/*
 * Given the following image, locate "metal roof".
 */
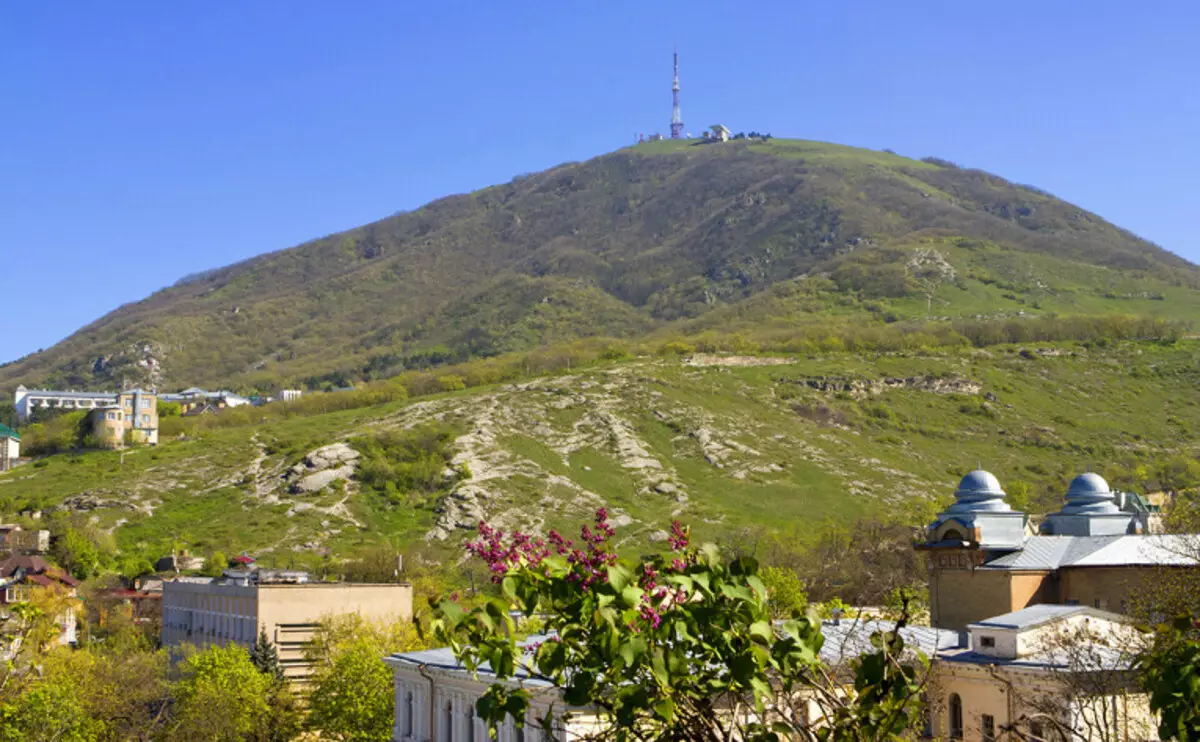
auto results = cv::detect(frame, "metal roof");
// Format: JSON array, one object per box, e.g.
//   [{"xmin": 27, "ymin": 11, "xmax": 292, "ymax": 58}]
[
  {"xmin": 19, "ymin": 389, "xmax": 116, "ymax": 400},
  {"xmin": 970, "ymin": 604, "xmax": 1088, "ymax": 630},
  {"xmin": 0, "ymin": 424, "xmax": 18, "ymax": 442},
  {"xmin": 980, "ymin": 535, "xmax": 1197, "ymax": 571}
]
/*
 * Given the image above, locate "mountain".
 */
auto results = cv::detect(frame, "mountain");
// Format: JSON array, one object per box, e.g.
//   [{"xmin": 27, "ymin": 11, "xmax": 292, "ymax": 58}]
[{"xmin": 4, "ymin": 138, "xmax": 1196, "ymax": 394}]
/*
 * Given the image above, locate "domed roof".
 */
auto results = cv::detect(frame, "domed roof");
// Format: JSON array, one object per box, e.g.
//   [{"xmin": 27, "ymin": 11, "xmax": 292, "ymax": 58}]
[
  {"xmin": 944, "ymin": 469, "xmax": 1012, "ymax": 514},
  {"xmin": 1060, "ymin": 472, "xmax": 1120, "ymax": 515},
  {"xmin": 957, "ymin": 470, "xmax": 1004, "ymax": 496}
]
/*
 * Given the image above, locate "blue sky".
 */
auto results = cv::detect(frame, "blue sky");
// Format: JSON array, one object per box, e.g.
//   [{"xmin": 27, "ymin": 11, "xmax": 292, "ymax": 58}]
[{"xmin": 2, "ymin": 1, "xmax": 1198, "ymax": 363}]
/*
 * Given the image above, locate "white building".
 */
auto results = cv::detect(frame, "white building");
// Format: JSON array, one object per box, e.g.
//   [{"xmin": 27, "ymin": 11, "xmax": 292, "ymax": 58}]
[
  {"xmin": 14, "ymin": 385, "xmax": 118, "ymax": 422},
  {"xmin": 280, "ymin": 389, "xmax": 304, "ymax": 402},
  {"xmin": 0, "ymin": 425, "xmax": 18, "ymax": 471},
  {"xmin": 385, "ymin": 636, "xmax": 572, "ymax": 742}
]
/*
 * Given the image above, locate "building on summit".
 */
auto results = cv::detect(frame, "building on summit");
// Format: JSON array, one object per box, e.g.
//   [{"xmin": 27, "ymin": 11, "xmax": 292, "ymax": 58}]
[{"xmin": 90, "ymin": 389, "xmax": 159, "ymax": 448}]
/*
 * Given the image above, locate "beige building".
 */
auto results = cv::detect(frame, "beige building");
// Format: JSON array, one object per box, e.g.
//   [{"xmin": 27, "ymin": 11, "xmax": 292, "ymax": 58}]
[
  {"xmin": 928, "ymin": 604, "xmax": 1153, "ymax": 741},
  {"xmin": 89, "ymin": 389, "xmax": 159, "ymax": 448},
  {"xmin": 162, "ymin": 570, "xmax": 412, "ymax": 684}
]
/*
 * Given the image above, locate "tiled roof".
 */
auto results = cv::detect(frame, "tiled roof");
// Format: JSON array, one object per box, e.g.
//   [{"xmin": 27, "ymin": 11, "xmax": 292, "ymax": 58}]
[{"xmin": 980, "ymin": 535, "xmax": 1197, "ymax": 571}]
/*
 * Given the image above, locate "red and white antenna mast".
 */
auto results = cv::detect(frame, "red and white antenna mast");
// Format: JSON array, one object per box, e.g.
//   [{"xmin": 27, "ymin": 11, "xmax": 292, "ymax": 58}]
[{"xmin": 670, "ymin": 49, "xmax": 684, "ymax": 139}]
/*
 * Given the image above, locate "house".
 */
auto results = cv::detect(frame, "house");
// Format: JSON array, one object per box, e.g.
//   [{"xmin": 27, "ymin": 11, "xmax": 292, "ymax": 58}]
[
  {"xmin": 89, "ymin": 388, "xmax": 158, "ymax": 448},
  {"xmin": 159, "ymin": 388, "xmax": 251, "ymax": 415},
  {"xmin": 280, "ymin": 389, "xmax": 304, "ymax": 403},
  {"xmin": 0, "ymin": 524, "xmax": 50, "ymax": 554},
  {"xmin": 709, "ymin": 124, "xmax": 731, "ymax": 142},
  {"xmin": 0, "ymin": 424, "xmax": 18, "ymax": 471},
  {"xmin": 162, "ymin": 568, "xmax": 412, "ymax": 685},
  {"xmin": 0, "ymin": 555, "xmax": 80, "ymax": 645}
]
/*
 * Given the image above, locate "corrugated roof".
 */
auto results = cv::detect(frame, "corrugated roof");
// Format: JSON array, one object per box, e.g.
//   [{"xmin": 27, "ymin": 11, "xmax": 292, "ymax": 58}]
[{"xmin": 979, "ymin": 535, "xmax": 1197, "ymax": 571}]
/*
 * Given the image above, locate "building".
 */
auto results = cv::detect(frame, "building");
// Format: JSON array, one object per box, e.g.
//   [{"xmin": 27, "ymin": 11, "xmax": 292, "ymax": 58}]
[
  {"xmin": 162, "ymin": 568, "xmax": 413, "ymax": 685},
  {"xmin": 0, "ymin": 524, "xmax": 49, "ymax": 554},
  {"xmin": 90, "ymin": 388, "xmax": 159, "ymax": 448},
  {"xmin": 919, "ymin": 470, "xmax": 1193, "ymax": 631},
  {"xmin": 928, "ymin": 604, "xmax": 1153, "ymax": 741},
  {"xmin": 0, "ymin": 424, "xmax": 18, "ymax": 471},
  {"xmin": 14, "ymin": 385, "xmax": 117, "ymax": 421},
  {"xmin": 158, "ymin": 387, "xmax": 251, "ymax": 415},
  {"xmin": 709, "ymin": 124, "xmax": 731, "ymax": 142},
  {"xmin": 0, "ymin": 555, "xmax": 80, "ymax": 645},
  {"xmin": 13, "ymin": 385, "xmax": 159, "ymax": 448},
  {"xmin": 280, "ymin": 389, "xmax": 304, "ymax": 403}
]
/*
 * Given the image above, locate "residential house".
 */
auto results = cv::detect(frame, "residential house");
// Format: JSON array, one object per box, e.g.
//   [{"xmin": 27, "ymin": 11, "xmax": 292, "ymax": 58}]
[
  {"xmin": 0, "ymin": 555, "xmax": 80, "ymax": 645},
  {"xmin": 0, "ymin": 524, "xmax": 50, "ymax": 554},
  {"xmin": 162, "ymin": 567, "xmax": 412, "ymax": 686},
  {"xmin": 159, "ymin": 388, "xmax": 251, "ymax": 416}
]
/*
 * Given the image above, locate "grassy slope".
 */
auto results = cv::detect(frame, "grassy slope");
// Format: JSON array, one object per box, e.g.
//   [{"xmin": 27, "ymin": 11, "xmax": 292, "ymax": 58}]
[
  {"xmin": 3, "ymin": 138, "xmax": 1195, "ymax": 394},
  {"xmin": 3, "ymin": 340, "xmax": 1198, "ymax": 566}
]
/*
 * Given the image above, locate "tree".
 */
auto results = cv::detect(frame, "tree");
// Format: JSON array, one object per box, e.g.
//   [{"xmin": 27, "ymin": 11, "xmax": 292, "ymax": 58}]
[
  {"xmin": 202, "ymin": 550, "xmax": 227, "ymax": 577},
  {"xmin": 1139, "ymin": 615, "xmax": 1200, "ymax": 740},
  {"xmin": 431, "ymin": 510, "xmax": 928, "ymax": 741},
  {"xmin": 250, "ymin": 626, "xmax": 284, "ymax": 682},
  {"xmin": 53, "ymin": 527, "xmax": 100, "ymax": 580},
  {"xmin": 759, "ymin": 565, "xmax": 808, "ymax": 619},
  {"xmin": 170, "ymin": 643, "xmax": 273, "ymax": 742},
  {"xmin": 306, "ymin": 615, "xmax": 427, "ymax": 742}
]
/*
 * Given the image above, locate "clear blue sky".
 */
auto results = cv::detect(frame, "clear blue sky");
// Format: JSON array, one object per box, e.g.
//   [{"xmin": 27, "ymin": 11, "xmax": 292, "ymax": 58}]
[{"xmin": 3, "ymin": 1, "xmax": 1198, "ymax": 364}]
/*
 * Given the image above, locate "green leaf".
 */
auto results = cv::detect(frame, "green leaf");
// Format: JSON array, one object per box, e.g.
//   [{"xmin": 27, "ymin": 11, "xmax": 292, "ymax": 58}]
[{"xmin": 620, "ymin": 585, "xmax": 644, "ymax": 609}]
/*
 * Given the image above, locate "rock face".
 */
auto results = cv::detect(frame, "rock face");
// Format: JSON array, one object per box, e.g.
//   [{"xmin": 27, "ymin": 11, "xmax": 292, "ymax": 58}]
[{"xmin": 287, "ymin": 443, "xmax": 360, "ymax": 494}]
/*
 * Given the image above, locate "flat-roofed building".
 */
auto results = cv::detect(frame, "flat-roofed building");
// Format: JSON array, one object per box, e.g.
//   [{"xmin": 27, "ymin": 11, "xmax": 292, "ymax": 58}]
[
  {"xmin": 162, "ymin": 569, "xmax": 412, "ymax": 685},
  {"xmin": 14, "ymin": 385, "xmax": 117, "ymax": 421}
]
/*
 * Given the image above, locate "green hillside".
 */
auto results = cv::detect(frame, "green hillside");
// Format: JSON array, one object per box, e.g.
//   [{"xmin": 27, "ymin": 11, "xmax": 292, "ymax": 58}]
[
  {"xmin": 2, "ymin": 138, "xmax": 1195, "ymax": 394},
  {"xmin": 4, "ymin": 340, "xmax": 1199, "ymax": 571}
]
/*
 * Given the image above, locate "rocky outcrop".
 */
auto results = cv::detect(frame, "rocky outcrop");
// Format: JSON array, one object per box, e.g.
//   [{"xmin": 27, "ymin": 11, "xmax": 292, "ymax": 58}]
[
  {"xmin": 783, "ymin": 374, "xmax": 981, "ymax": 398},
  {"xmin": 286, "ymin": 442, "xmax": 360, "ymax": 494}
]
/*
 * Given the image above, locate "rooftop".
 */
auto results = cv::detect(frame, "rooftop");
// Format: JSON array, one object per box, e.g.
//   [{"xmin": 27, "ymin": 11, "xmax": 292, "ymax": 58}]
[
  {"xmin": 980, "ymin": 534, "xmax": 1197, "ymax": 571},
  {"xmin": 969, "ymin": 604, "xmax": 1091, "ymax": 631},
  {"xmin": 0, "ymin": 424, "xmax": 18, "ymax": 442}
]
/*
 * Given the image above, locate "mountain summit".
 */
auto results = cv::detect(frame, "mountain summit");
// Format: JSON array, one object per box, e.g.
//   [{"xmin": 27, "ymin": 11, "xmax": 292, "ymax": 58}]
[{"xmin": 5, "ymin": 138, "xmax": 1195, "ymax": 392}]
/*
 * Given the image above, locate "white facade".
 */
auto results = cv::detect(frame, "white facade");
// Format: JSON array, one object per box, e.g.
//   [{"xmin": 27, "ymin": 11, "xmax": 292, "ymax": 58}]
[
  {"xmin": 0, "ymin": 435, "xmax": 17, "ymax": 468},
  {"xmin": 14, "ymin": 385, "xmax": 117, "ymax": 422},
  {"xmin": 280, "ymin": 389, "xmax": 304, "ymax": 402},
  {"xmin": 386, "ymin": 659, "xmax": 571, "ymax": 742}
]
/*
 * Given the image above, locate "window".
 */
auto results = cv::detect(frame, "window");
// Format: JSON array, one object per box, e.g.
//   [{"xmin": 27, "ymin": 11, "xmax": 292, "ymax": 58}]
[
  {"xmin": 141, "ymin": 414, "xmax": 150, "ymax": 424},
  {"xmin": 1094, "ymin": 598, "xmax": 1108, "ymax": 610},
  {"xmin": 1066, "ymin": 597, "xmax": 1080, "ymax": 605},
  {"xmin": 141, "ymin": 399, "xmax": 151, "ymax": 409},
  {"xmin": 405, "ymin": 691, "xmax": 414, "ymax": 737},
  {"xmin": 980, "ymin": 636, "xmax": 995, "ymax": 648},
  {"xmin": 982, "ymin": 714, "xmax": 995, "ymax": 742},
  {"xmin": 107, "ymin": 412, "xmax": 116, "ymax": 421},
  {"xmin": 1030, "ymin": 721, "xmax": 1045, "ymax": 740},
  {"xmin": 948, "ymin": 693, "xmax": 963, "ymax": 739}
]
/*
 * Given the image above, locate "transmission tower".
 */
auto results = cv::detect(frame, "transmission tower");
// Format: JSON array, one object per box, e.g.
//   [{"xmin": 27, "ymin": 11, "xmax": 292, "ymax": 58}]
[{"xmin": 670, "ymin": 49, "xmax": 684, "ymax": 139}]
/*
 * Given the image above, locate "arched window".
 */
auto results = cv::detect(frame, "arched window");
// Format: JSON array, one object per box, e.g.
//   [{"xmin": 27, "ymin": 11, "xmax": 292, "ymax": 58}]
[
  {"xmin": 405, "ymin": 690, "xmax": 414, "ymax": 737},
  {"xmin": 948, "ymin": 693, "xmax": 964, "ymax": 739}
]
